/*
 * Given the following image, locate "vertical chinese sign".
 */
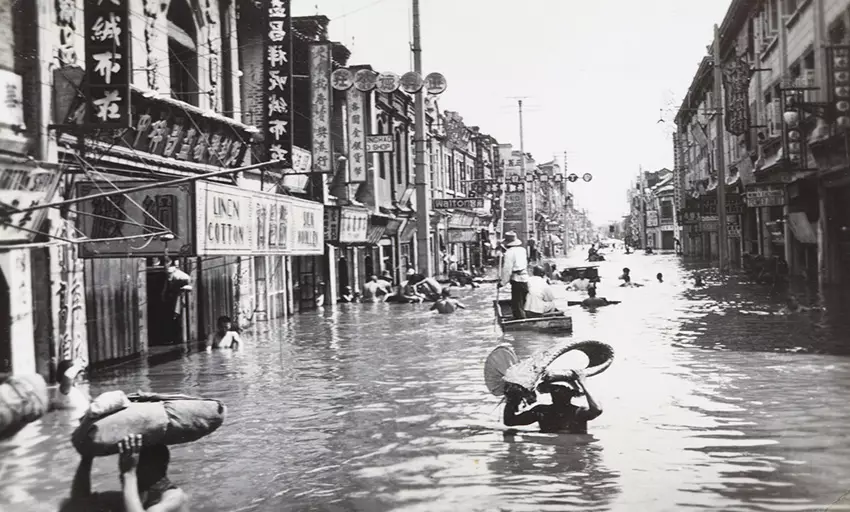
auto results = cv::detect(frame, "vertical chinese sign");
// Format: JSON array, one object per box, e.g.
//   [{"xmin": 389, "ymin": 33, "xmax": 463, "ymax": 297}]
[
  {"xmin": 347, "ymin": 88, "xmax": 366, "ymax": 183},
  {"xmin": 264, "ymin": 0, "xmax": 293, "ymax": 169},
  {"xmin": 84, "ymin": 0, "xmax": 131, "ymax": 127},
  {"xmin": 310, "ymin": 44, "xmax": 332, "ymax": 174}
]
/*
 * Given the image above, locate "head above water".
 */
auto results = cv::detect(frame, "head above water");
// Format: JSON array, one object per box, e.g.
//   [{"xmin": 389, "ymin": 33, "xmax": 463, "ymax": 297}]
[
  {"xmin": 135, "ymin": 444, "xmax": 171, "ymax": 490},
  {"xmin": 622, "ymin": 268, "xmax": 630, "ymax": 275},
  {"xmin": 217, "ymin": 316, "xmax": 232, "ymax": 332},
  {"xmin": 441, "ymin": 289, "xmax": 452, "ymax": 298},
  {"xmin": 537, "ymin": 381, "xmax": 582, "ymax": 401},
  {"xmin": 370, "ymin": 275, "xmax": 378, "ymax": 282},
  {"xmin": 656, "ymin": 272, "xmax": 663, "ymax": 282},
  {"xmin": 532, "ymin": 265, "xmax": 545, "ymax": 277},
  {"xmin": 587, "ymin": 286, "xmax": 598, "ymax": 298}
]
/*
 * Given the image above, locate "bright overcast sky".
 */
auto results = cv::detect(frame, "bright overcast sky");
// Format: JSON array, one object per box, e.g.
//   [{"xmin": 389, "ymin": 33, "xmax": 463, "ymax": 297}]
[{"xmin": 294, "ymin": 0, "xmax": 734, "ymax": 225}]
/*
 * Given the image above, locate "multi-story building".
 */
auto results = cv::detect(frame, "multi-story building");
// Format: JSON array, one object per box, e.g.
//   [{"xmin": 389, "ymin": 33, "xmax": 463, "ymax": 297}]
[{"xmin": 676, "ymin": 0, "xmax": 850, "ymax": 284}]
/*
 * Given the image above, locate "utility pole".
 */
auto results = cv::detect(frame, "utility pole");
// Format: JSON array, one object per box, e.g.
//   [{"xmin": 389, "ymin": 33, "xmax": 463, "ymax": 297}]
[
  {"xmin": 712, "ymin": 23, "xmax": 728, "ymax": 272},
  {"xmin": 412, "ymin": 0, "xmax": 432, "ymax": 275},
  {"xmin": 640, "ymin": 166, "xmax": 648, "ymax": 249},
  {"xmin": 563, "ymin": 150, "xmax": 570, "ymax": 256},
  {"xmin": 517, "ymin": 99, "xmax": 530, "ymax": 245}
]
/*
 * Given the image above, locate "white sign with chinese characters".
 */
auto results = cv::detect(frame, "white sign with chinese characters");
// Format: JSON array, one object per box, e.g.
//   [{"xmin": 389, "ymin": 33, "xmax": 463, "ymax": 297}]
[
  {"xmin": 264, "ymin": 0, "xmax": 293, "ymax": 168},
  {"xmin": 310, "ymin": 44, "xmax": 332, "ymax": 173},
  {"xmin": 0, "ymin": 69, "xmax": 24, "ymax": 128},
  {"xmin": 347, "ymin": 88, "xmax": 366, "ymax": 183}
]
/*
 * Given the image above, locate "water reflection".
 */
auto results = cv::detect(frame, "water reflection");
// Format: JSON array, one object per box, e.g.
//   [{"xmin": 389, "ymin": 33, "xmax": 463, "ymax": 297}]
[{"xmin": 2, "ymin": 252, "xmax": 850, "ymax": 511}]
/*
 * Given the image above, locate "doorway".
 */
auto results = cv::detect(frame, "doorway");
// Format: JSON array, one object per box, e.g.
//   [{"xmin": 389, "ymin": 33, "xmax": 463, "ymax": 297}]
[{"xmin": 146, "ymin": 258, "xmax": 182, "ymax": 347}]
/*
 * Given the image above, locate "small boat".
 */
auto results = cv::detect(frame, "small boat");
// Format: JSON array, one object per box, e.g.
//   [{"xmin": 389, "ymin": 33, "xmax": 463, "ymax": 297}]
[
  {"xmin": 493, "ymin": 299, "xmax": 573, "ymax": 334},
  {"xmin": 559, "ymin": 265, "xmax": 601, "ymax": 283}
]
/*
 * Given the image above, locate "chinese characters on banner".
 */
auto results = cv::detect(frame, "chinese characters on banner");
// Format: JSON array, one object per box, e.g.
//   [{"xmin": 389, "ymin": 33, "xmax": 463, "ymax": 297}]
[
  {"xmin": 723, "ymin": 57, "xmax": 751, "ymax": 136},
  {"xmin": 264, "ymin": 0, "xmax": 293, "ymax": 169},
  {"xmin": 310, "ymin": 44, "xmax": 332, "ymax": 173},
  {"xmin": 347, "ymin": 88, "xmax": 366, "ymax": 183},
  {"xmin": 84, "ymin": 0, "xmax": 131, "ymax": 127}
]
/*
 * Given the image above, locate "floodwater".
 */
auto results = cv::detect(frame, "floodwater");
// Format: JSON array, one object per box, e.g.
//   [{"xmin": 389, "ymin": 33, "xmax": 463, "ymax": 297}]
[{"xmin": 2, "ymin": 250, "xmax": 850, "ymax": 512}]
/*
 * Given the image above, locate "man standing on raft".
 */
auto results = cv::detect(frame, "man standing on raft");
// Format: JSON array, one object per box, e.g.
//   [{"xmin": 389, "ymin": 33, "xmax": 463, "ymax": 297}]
[{"xmin": 498, "ymin": 231, "xmax": 530, "ymax": 320}]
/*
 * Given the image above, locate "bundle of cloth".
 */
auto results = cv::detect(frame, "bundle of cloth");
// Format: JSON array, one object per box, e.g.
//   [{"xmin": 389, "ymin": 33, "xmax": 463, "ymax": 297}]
[
  {"xmin": 0, "ymin": 374, "xmax": 49, "ymax": 439},
  {"xmin": 73, "ymin": 390, "xmax": 226, "ymax": 457}
]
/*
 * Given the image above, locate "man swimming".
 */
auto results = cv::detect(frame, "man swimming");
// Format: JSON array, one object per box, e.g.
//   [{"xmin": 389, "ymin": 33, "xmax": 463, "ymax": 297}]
[
  {"xmin": 503, "ymin": 369, "xmax": 603, "ymax": 434},
  {"xmin": 580, "ymin": 286, "xmax": 609, "ymax": 308},
  {"xmin": 430, "ymin": 289, "xmax": 466, "ymax": 314},
  {"xmin": 363, "ymin": 275, "xmax": 392, "ymax": 302}
]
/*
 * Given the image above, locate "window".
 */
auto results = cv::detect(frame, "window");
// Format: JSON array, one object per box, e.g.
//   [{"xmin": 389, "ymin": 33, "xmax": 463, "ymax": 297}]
[
  {"xmin": 829, "ymin": 20, "xmax": 846, "ymax": 44},
  {"xmin": 395, "ymin": 129, "xmax": 404, "ymax": 186},
  {"xmin": 661, "ymin": 202, "xmax": 673, "ymax": 221},
  {"xmin": 168, "ymin": 0, "xmax": 199, "ymax": 106}
]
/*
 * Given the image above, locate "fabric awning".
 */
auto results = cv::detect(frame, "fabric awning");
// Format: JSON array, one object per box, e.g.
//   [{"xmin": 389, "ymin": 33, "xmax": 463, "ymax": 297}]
[
  {"xmin": 788, "ymin": 212, "xmax": 817, "ymax": 244},
  {"xmin": 366, "ymin": 214, "xmax": 390, "ymax": 246}
]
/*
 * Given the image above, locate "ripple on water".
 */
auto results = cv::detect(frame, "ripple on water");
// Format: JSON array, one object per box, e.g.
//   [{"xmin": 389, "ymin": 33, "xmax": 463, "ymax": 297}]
[{"xmin": 2, "ymin": 253, "xmax": 850, "ymax": 511}]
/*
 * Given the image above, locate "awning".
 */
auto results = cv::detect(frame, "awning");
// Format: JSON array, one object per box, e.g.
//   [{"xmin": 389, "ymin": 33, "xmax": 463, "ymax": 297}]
[
  {"xmin": 788, "ymin": 212, "xmax": 816, "ymax": 244},
  {"xmin": 547, "ymin": 234, "xmax": 563, "ymax": 244},
  {"xmin": 384, "ymin": 217, "xmax": 404, "ymax": 237},
  {"xmin": 366, "ymin": 214, "xmax": 390, "ymax": 245},
  {"xmin": 399, "ymin": 218, "xmax": 417, "ymax": 243}
]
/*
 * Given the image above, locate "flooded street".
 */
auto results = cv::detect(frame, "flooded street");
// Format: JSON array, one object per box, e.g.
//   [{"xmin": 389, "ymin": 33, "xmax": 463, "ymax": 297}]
[{"xmin": 3, "ymin": 251, "xmax": 850, "ymax": 512}]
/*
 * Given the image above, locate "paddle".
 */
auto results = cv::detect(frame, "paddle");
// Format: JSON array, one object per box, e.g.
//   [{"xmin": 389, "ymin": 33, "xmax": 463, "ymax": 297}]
[{"xmin": 567, "ymin": 300, "xmax": 621, "ymax": 306}]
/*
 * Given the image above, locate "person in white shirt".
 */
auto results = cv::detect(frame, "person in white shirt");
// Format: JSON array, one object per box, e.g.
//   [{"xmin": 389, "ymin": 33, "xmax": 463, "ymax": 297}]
[
  {"xmin": 206, "ymin": 316, "xmax": 242, "ymax": 350},
  {"xmin": 525, "ymin": 266, "xmax": 558, "ymax": 317},
  {"xmin": 499, "ymin": 231, "xmax": 530, "ymax": 319}
]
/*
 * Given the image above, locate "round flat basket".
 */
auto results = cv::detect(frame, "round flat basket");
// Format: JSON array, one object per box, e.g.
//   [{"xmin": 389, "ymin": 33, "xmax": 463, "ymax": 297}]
[
  {"xmin": 483, "ymin": 344, "xmax": 520, "ymax": 396},
  {"xmin": 503, "ymin": 340, "xmax": 614, "ymax": 394}
]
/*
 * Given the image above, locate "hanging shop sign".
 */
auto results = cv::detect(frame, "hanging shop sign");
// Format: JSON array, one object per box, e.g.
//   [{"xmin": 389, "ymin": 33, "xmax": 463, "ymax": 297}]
[
  {"xmin": 354, "ymin": 69, "xmax": 379, "ymax": 92},
  {"xmin": 400, "ymin": 72, "xmax": 423, "ymax": 93},
  {"xmin": 347, "ymin": 88, "xmax": 367, "ymax": 183},
  {"xmin": 83, "ymin": 0, "xmax": 131, "ymax": 128},
  {"xmin": 424, "ymin": 72, "xmax": 448, "ymax": 95},
  {"xmin": 75, "ymin": 180, "xmax": 194, "ymax": 258},
  {"xmin": 310, "ymin": 43, "xmax": 333, "ymax": 173},
  {"xmin": 264, "ymin": 0, "xmax": 293, "ymax": 169},
  {"xmin": 195, "ymin": 182, "xmax": 253, "ymax": 255},
  {"xmin": 399, "ymin": 216, "xmax": 417, "ymax": 242},
  {"xmin": 679, "ymin": 209, "xmax": 700, "ymax": 225},
  {"xmin": 366, "ymin": 134, "xmax": 394, "ymax": 153},
  {"xmin": 444, "ymin": 111, "xmax": 470, "ymax": 151},
  {"xmin": 384, "ymin": 217, "xmax": 404, "ymax": 237},
  {"xmin": 447, "ymin": 229, "xmax": 477, "ymax": 244},
  {"xmin": 195, "ymin": 182, "xmax": 324, "ymax": 256},
  {"xmin": 433, "ymin": 197, "xmax": 485, "ymax": 210},
  {"xmin": 282, "ymin": 146, "xmax": 311, "ymax": 193},
  {"xmin": 82, "ymin": 90, "xmax": 251, "ymax": 168},
  {"xmin": 323, "ymin": 206, "xmax": 370, "ymax": 245},
  {"xmin": 331, "ymin": 68, "xmax": 354, "ymax": 91},
  {"xmin": 646, "ymin": 210, "xmax": 659, "ymax": 228},
  {"xmin": 0, "ymin": 69, "xmax": 24, "ymax": 130},
  {"xmin": 745, "ymin": 183, "xmax": 786, "ymax": 207},
  {"xmin": 376, "ymin": 72, "xmax": 401, "ymax": 93},
  {"xmin": 722, "ymin": 56, "xmax": 751, "ymax": 136},
  {"xmin": 254, "ymin": 192, "xmax": 324, "ymax": 256},
  {"xmin": 0, "ymin": 160, "xmax": 63, "ymax": 243}
]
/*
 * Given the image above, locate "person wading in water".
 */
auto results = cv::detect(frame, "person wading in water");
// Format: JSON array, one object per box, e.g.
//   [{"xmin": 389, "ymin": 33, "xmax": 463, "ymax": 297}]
[
  {"xmin": 430, "ymin": 289, "xmax": 466, "ymax": 314},
  {"xmin": 503, "ymin": 369, "xmax": 603, "ymax": 434},
  {"xmin": 498, "ymin": 231, "xmax": 529, "ymax": 319}
]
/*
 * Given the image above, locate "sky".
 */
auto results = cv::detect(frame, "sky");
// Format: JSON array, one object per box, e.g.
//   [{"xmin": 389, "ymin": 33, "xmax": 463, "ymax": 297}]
[{"xmin": 293, "ymin": 0, "xmax": 734, "ymax": 225}]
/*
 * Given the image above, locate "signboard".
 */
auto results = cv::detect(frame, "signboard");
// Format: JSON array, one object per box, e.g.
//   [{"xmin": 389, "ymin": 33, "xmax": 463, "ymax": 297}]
[
  {"xmin": 195, "ymin": 182, "xmax": 324, "ymax": 256},
  {"xmin": 646, "ymin": 210, "xmax": 659, "ymax": 228},
  {"xmin": 195, "ymin": 182, "xmax": 253, "ymax": 255},
  {"xmin": 366, "ymin": 134, "xmax": 393, "ymax": 153},
  {"xmin": 723, "ymin": 56, "xmax": 751, "ymax": 136},
  {"xmin": 264, "ymin": 0, "xmax": 293, "ymax": 168},
  {"xmin": 433, "ymin": 197, "xmax": 485, "ymax": 210},
  {"xmin": 447, "ymin": 229, "xmax": 477, "ymax": 244},
  {"xmin": 282, "ymin": 146, "xmax": 310, "ymax": 193},
  {"xmin": 331, "ymin": 68, "xmax": 353, "ymax": 91},
  {"xmin": 347, "ymin": 88, "xmax": 366, "ymax": 182},
  {"xmin": 424, "ymin": 72, "xmax": 448, "ymax": 95},
  {"xmin": 725, "ymin": 194, "xmax": 745, "ymax": 214},
  {"xmin": 254, "ymin": 193, "xmax": 323, "ymax": 256},
  {"xmin": 0, "ymin": 160, "xmax": 62, "ymax": 243},
  {"xmin": 309, "ymin": 43, "xmax": 332, "ymax": 172},
  {"xmin": 444, "ymin": 111, "xmax": 469, "ymax": 151},
  {"xmin": 503, "ymin": 192, "xmax": 524, "ymax": 221},
  {"xmin": 745, "ymin": 184, "xmax": 786, "ymax": 207},
  {"xmin": 0, "ymin": 69, "xmax": 24, "ymax": 129},
  {"xmin": 324, "ymin": 206, "xmax": 370, "ymax": 244},
  {"xmin": 75, "ymin": 180, "xmax": 194, "ymax": 258},
  {"xmin": 679, "ymin": 209, "xmax": 700, "ymax": 225},
  {"xmin": 83, "ymin": 0, "xmax": 130, "ymax": 127},
  {"xmin": 88, "ymin": 91, "xmax": 249, "ymax": 167}
]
